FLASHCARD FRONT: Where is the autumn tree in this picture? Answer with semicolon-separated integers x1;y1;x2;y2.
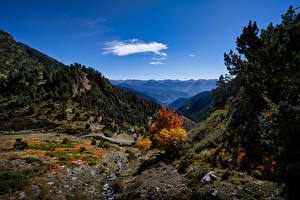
150;106;186;149
136;136;152;151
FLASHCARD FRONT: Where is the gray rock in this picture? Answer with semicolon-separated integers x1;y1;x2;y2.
211;189;218;196
19;192;25;199
201;171;217;183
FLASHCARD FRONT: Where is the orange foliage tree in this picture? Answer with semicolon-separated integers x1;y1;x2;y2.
136;136;152;151
150;106;186;148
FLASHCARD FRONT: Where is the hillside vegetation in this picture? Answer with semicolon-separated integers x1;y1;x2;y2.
177;6;300;199
0;30;64;75
0;30;159;134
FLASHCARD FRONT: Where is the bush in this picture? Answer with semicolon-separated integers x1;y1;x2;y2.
80;147;86;152
98;141;110;149
111;180;123;193
13;138;29;150
91;140;96;145
136;137;152;151
125;149;136;161
0;170;29;194
25;157;43;165
61;137;71;145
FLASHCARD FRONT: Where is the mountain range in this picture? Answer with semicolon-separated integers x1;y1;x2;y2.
110;79;217;106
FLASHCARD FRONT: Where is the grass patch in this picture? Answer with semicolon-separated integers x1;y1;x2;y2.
83;155;99;165
46;150;82;161
29;140;74;151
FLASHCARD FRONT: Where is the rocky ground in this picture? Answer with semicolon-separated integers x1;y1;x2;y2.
0;131;287;200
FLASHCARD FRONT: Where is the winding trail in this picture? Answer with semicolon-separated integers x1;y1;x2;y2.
83;134;135;146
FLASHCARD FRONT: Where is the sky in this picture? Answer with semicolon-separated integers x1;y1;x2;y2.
0;0;298;80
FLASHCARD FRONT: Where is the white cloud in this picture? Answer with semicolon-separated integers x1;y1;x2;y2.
149;61;164;65
103;39;168;56
189;54;196;57
152;57;167;60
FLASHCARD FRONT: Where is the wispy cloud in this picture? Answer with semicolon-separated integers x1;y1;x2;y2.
152;57;167;60
103;39;168;56
189;54;196;57
149;61;164;65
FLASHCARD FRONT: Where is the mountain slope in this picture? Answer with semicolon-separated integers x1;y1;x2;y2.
169;91;213;110
168;91;216;120
118;86;157;103
178;9;300;199
0;31;160;133
0;30;65;75
110;79;217;105
176;91;215;120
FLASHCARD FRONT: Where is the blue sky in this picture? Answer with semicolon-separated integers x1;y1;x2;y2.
0;0;298;80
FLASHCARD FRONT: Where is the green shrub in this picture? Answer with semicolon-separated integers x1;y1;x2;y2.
0;171;29;194
98;141;110;149
80;147;86;152
25;157;43;165
125;149;136;161
61;137;72;145
91;140;96;145
13;138;29;150
111;180;123;193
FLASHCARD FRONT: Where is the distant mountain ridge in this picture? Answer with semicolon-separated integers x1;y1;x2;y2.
110;79;217;105
176;91;215;120
169;91;211;110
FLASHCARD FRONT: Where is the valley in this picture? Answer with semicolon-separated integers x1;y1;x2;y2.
0;2;299;200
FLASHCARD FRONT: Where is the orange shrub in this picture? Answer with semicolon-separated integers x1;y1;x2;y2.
136;137;152;151
151;106;183;134
150;106;186;149
152;128;186;147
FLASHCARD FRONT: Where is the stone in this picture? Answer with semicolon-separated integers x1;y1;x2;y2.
19;192;25;199
211;189;218;196
71;177;77;181
90;169;96;176
201;171;217;183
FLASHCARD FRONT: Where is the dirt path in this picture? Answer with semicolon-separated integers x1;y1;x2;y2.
83;133;135;146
